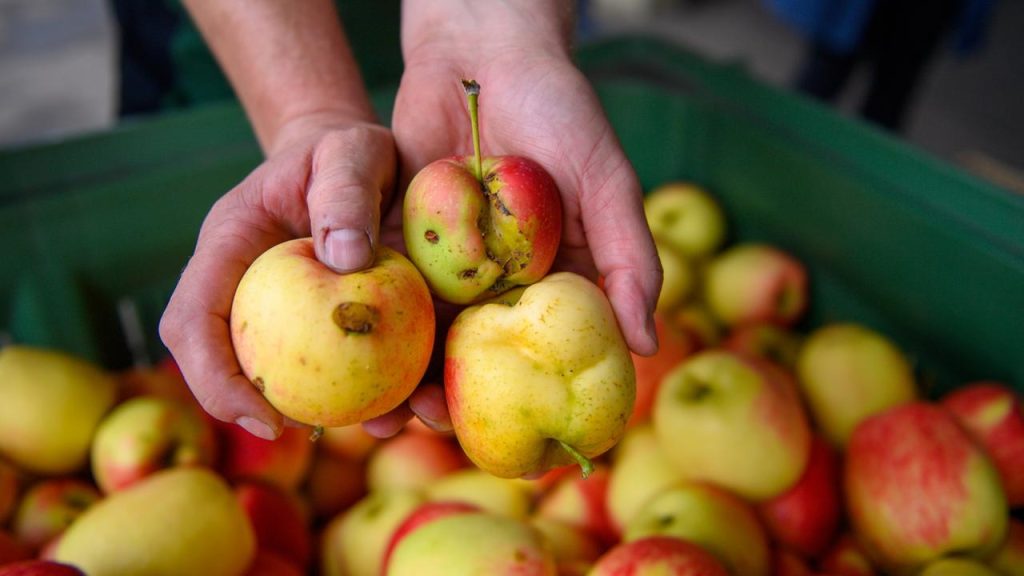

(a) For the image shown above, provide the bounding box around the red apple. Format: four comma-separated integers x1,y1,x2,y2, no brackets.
303,449,367,521
365,431,466,493
241,550,304,576
403,80,562,305
589,536,730,576
234,481,312,571
757,435,841,559
817,533,876,576
774,549,814,576
703,243,808,328
535,465,616,548
217,421,313,491
12,479,101,551
0,560,84,576
629,316,698,427
844,402,1007,572
90,395,217,493
0,459,20,526
0,530,32,565
941,381,1024,506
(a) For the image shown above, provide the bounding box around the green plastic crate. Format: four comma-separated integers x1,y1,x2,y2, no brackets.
1,36,1021,394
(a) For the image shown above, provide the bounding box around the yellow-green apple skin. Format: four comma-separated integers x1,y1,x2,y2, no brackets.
230,239,435,427
0,346,117,475
654,238,695,314
319,488,423,576
795,322,917,446
702,243,808,328
919,558,1001,576
90,396,217,493
652,350,811,501
643,182,726,259
387,511,557,576
445,272,635,478
606,424,682,536
844,402,1007,573
989,519,1024,576
624,482,771,576
424,468,534,520
403,155,562,305
589,536,731,576
54,468,254,576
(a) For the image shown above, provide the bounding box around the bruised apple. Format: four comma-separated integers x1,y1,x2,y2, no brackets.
231,240,434,428
445,272,635,478
403,80,561,304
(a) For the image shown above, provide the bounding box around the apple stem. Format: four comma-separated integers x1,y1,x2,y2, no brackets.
462,79,483,182
558,441,595,479
310,425,324,442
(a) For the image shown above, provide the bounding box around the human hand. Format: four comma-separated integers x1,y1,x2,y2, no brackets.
159,113,402,440
394,2,663,356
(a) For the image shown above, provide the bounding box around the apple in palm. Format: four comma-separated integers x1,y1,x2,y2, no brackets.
231,240,435,428
941,381,1024,506
403,80,561,305
844,402,1007,572
652,350,811,501
446,272,635,479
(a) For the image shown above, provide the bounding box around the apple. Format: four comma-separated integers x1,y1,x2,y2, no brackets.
844,402,1007,572
918,558,1001,576
589,536,730,576
529,517,603,572
318,424,378,461
445,272,635,479
303,449,367,521
231,240,435,428
402,80,562,305
721,321,803,370
116,364,196,407
242,550,304,576
606,424,682,537
54,468,255,576
667,302,722,349
234,481,312,571
0,459,19,526
817,533,877,576
12,478,101,552
702,243,808,328
0,561,84,576
988,519,1024,576
424,468,535,520
366,431,466,493
941,381,1024,506
643,181,727,259
757,435,841,559
386,511,557,576
0,346,118,475
624,483,771,576
774,549,814,576
319,488,423,576
535,465,616,547
381,500,481,572
652,350,812,501
0,530,32,565
655,238,697,313
90,395,217,493
629,316,698,427
216,420,313,491
795,322,917,446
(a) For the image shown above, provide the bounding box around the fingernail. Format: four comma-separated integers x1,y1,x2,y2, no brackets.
236,416,277,441
324,228,372,272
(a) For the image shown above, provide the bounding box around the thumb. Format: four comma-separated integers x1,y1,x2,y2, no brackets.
307,126,396,272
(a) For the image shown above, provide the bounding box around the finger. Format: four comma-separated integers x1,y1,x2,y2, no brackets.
307,125,396,273
576,144,662,357
408,383,453,433
362,403,414,439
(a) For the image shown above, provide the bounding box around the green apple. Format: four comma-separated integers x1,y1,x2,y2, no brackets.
91,396,217,493
424,468,534,520
231,240,435,428
0,346,118,475
654,238,696,313
845,402,1007,572
624,482,771,576
445,272,635,478
643,182,726,259
605,424,681,536
796,322,917,446
387,511,557,576
54,468,254,576
652,350,812,501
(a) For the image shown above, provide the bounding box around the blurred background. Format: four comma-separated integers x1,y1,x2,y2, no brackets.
1,0,1022,192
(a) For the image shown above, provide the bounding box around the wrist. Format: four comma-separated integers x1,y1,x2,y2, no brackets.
401,0,575,67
